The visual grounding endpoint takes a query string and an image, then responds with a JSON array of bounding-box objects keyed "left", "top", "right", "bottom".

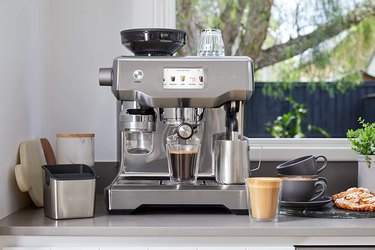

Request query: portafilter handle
[
  {"left": 177, "top": 123, "right": 194, "bottom": 140},
  {"left": 99, "top": 68, "right": 113, "bottom": 86}
]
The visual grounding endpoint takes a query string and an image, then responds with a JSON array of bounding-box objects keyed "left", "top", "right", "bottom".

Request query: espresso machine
[{"left": 99, "top": 28, "right": 254, "bottom": 214}]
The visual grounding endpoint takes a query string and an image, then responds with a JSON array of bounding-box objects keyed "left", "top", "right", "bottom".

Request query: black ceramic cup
[
  {"left": 281, "top": 176, "right": 327, "bottom": 202},
  {"left": 276, "top": 155, "right": 327, "bottom": 176}
]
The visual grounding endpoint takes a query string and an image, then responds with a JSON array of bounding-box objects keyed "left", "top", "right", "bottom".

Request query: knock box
[{"left": 42, "top": 164, "right": 96, "bottom": 220}]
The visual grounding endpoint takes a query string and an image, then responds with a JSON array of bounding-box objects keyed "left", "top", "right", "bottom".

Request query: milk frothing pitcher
[{"left": 214, "top": 136, "right": 262, "bottom": 184}]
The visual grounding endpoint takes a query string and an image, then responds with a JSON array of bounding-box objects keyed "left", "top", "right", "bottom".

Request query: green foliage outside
[
  {"left": 177, "top": 0, "right": 375, "bottom": 88},
  {"left": 266, "top": 96, "right": 330, "bottom": 138},
  {"left": 260, "top": 16, "right": 375, "bottom": 99}
]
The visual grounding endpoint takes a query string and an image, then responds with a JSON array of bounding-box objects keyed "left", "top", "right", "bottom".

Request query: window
[
  {"left": 154, "top": 0, "right": 375, "bottom": 161},
  {"left": 176, "top": 0, "right": 375, "bottom": 136},
  {"left": 160, "top": 0, "right": 375, "bottom": 160}
]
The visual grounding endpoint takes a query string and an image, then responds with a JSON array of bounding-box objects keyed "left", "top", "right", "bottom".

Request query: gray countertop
[{"left": 1, "top": 196, "right": 375, "bottom": 238}]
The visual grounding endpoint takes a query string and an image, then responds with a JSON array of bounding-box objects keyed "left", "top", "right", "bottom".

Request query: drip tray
[
  {"left": 128, "top": 204, "right": 233, "bottom": 215},
  {"left": 106, "top": 178, "right": 247, "bottom": 213}
]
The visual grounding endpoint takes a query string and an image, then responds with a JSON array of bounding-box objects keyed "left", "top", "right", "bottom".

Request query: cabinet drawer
[
  {"left": 295, "top": 247, "right": 375, "bottom": 250},
  {"left": 3, "top": 248, "right": 51, "bottom": 250}
]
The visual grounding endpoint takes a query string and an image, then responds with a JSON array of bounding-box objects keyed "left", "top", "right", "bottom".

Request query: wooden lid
[{"left": 56, "top": 133, "right": 95, "bottom": 138}]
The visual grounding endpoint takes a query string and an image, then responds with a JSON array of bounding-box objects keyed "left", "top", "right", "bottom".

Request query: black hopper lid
[{"left": 120, "top": 28, "right": 187, "bottom": 56}]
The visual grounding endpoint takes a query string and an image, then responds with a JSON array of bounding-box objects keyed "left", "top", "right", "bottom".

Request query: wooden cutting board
[
  {"left": 40, "top": 138, "right": 57, "bottom": 165},
  {"left": 15, "top": 139, "right": 47, "bottom": 207}
]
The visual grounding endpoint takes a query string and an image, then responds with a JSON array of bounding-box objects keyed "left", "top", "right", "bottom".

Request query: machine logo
[{"left": 133, "top": 69, "right": 144, "bottom": 81}]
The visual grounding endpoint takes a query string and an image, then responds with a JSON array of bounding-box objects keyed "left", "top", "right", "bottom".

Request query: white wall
[
  {"left": 0, "top": 0, "right": 170, "bottom": 219},
  {"left": 0, "top": 0, "right": 50, "bottom": 219},
  {"left": 46, "top": 0, "right": 160, "bottom": 161}
]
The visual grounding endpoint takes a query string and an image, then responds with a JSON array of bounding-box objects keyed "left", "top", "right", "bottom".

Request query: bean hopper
[{"left": 99, "top": 28, "right": 254, "bottom": 214}]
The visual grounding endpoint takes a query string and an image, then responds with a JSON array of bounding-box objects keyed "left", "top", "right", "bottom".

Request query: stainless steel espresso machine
[{"left": 99, "top": 28, "right": 254, "bottom": 214}]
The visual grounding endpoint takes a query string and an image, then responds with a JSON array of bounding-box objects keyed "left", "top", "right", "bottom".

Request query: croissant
[{"left": 332, "top": 187, "right": 375, "bottom": 212}]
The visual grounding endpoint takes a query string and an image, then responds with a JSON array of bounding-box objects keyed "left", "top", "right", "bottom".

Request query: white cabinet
[
  {"left": 100, "top": 248, "right": 148, "bottom": 250},
  {"left": 198, "top": 248, "right": 246, "bottom": 250},
  {"left": 149, "top": 248, "right": 197, "bottom": 250},
  {"left": 246, "top": 248, "right": 294, "bottom": 250},
  {"left": 3, "top": 248, "right": 100, "bottom": 250},
  {"left": 52, "top": 248, "right": 99, "bottom": 250},
  {"left": 3, "top": 248, "right": 51, "bottom": 250},
  {"left": 198, "top": 248, "right": 294, "bottom": 250},
  {"left": 2, "top": 248, "right": 294, "bottom": 250}
]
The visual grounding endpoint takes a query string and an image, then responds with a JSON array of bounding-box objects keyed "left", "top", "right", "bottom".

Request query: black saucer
[{"left": 281, "top": 196, "right": 332, "bottom": 209}]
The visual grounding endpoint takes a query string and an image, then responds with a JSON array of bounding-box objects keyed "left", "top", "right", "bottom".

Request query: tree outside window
[{"left": 176, "top": 0, "right": 375, "bottom": 138}]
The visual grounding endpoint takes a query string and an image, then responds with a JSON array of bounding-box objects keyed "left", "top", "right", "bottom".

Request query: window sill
[{"left": 249, "top": 138, "right": 357, "bottom": 162}]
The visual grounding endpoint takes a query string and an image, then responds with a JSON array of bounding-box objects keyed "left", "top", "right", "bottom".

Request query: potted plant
[{"left": 347, "top": 117, "right": 375, "bottom": 191}]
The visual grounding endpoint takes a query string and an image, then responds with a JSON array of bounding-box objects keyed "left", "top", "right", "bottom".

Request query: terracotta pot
[{"left": 358, "top": 155, "right": 375, "bottom": 192}]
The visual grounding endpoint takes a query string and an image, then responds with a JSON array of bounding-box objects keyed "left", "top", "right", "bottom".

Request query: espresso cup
[
  {"left": 281, "top": 176, "right": 327, "bottom": 202},
  {"left": 166, "top": 143, "right": 201, "bottom": 184},
  {"left": 276, "top": 155, "right": 327, "bottom": 176},
  {"left": 245, "top": 177, "right": 282, "bottom": 222}
]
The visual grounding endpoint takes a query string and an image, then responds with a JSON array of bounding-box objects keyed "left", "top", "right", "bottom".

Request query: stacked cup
[{"left": 276, "top": 155, "right": 328, "bottom": 203}]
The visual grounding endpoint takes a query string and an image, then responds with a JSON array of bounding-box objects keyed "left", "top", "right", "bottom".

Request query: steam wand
[{"left": 224, "top": 101, "right": 240, "bottom": 140}]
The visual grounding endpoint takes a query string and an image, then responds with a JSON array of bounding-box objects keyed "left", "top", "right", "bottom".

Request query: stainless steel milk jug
[{"left": 214, "top": 136, "right": 262, "bottom": 184}]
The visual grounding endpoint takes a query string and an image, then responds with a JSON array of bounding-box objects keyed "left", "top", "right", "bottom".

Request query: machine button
[{"left": 133, "top": 70, "right": 144, "bottom": 80}]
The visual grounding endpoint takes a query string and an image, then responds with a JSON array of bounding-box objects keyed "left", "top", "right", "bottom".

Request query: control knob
[{"left": 99, "top": 68, "right": 113, "bottom": 86}]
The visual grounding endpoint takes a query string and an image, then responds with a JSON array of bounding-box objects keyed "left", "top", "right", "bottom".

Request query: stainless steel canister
[
  {"left": 42, "top": 164, "right": 96, "bottom": 219},
  {"left": 214, "top": 137, "right": 262, "bottom": 184}
]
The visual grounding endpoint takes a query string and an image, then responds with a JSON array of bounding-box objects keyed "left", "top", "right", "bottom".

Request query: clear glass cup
[
  {"left": 197, "top": 29, "right": 225, "bottom": 56},
  {"left": 166, "top": 143, "right": 201, "bottom": 184},
  {"left": 245, "top": 177, "right": 282, "bottom": 222}
]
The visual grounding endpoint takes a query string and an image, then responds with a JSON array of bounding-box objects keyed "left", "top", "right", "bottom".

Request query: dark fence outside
[{"left": 244, "top": 81, "right": 375, "bottom": 138}]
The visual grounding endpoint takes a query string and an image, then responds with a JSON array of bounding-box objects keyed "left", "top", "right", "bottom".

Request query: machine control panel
[
  {"left": 163, "top": 68, "right": 204, "bottom": 89},
  {"left": 112, "top": 56, "right": 254, "bottom": 107}
]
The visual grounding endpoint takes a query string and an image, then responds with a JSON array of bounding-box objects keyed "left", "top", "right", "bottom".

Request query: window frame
[{"left": 155, "top": 0, "right": 356, "bottom": 162}]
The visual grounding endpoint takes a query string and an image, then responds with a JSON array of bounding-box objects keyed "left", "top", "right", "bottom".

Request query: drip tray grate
[{"left": 115, "top": 179, "right": 221, "bottom": 187}]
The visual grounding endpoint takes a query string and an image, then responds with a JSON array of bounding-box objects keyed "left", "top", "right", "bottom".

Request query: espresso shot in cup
[
  {"left": 245, "top": 177, "right": 282, "bottom": 222},
  {"left": 166, "top": 143, "right": 201, "bottom": 184}
]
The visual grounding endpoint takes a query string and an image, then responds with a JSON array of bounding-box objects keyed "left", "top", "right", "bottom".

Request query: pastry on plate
[{"left": 332, "top": 187, "right": 375, "bottom": 212}]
